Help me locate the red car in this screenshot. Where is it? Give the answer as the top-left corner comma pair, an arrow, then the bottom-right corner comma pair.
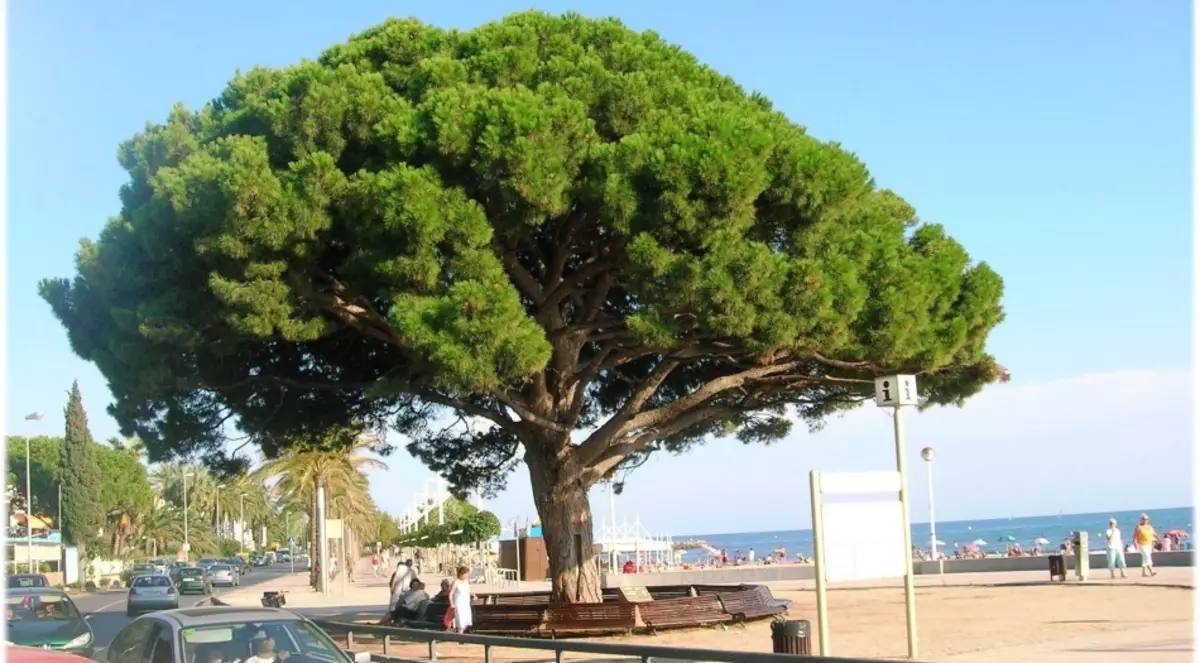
6,646 -> 95,663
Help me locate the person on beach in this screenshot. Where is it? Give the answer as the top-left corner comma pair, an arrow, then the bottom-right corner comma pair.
1105,518 -> 1127,578
1133,514 -> 1158,577
449,566 -> 473,633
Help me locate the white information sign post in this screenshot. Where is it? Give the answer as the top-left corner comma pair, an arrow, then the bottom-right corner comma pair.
875,373 -> 921,659
809,470 -> 909,657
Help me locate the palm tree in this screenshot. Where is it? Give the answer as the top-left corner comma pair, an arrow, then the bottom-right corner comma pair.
253,434 -> 386,587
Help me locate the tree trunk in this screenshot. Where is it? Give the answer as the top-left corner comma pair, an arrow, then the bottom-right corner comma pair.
527,451 -> 603,603
309,486 -> 321,588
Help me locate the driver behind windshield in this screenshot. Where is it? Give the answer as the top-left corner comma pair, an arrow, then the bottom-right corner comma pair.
245,633 -> 290,663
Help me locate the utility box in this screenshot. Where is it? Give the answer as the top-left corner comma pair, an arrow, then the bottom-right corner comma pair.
498,537 -> 551,581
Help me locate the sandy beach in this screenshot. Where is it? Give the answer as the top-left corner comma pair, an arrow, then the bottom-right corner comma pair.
320,567 -> 1194,662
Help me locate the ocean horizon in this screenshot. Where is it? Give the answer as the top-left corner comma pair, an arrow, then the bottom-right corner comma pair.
671,505 -> 1194,562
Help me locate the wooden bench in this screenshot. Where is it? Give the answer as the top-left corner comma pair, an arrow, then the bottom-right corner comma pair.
470,604 -> 546,634
542,602 -> 638,636
717,585 -> 788,621
638,595 -> 729,629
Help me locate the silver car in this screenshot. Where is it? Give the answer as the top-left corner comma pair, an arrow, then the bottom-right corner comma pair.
208,564 -> 240,587
103,607 -> 368,663
126,574 -> 180,616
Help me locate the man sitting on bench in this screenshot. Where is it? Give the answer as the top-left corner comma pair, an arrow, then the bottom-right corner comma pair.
391,579 -> 430,622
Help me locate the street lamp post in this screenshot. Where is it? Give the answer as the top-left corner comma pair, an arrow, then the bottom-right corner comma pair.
23,412 -> 44,573
239,494 -> 247,553
182,472 -> 194,560
215,484 -> 223,540
921,447 -> 940,573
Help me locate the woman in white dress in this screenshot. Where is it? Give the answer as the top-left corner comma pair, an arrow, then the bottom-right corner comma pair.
450,566 -> 473,633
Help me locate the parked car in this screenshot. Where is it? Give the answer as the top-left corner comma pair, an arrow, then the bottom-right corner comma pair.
171,567 -> 211,595
250,555 -> 267,567
197,557 -> 220,571
126,574 -> 179,616
207,564 -> 239,588
7,645 -> 98,663
5,589 -> 94,658
104,607 -> 367,663
7,574 -> 51,589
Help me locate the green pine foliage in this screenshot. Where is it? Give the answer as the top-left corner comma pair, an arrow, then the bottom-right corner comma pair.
60,382 -> 104,557
40,12 -> 1007,597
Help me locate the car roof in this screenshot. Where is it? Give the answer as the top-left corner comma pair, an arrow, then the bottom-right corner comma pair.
149,607 -> 300,628
8,573 -> 47,577
6,588 -> 67,597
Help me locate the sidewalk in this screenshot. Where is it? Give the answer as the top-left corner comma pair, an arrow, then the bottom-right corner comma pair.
935,620 -> 1194,663
218,556 -> 392,608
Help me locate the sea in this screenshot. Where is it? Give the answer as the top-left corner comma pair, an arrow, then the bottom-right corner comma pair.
675,506 -> 1195,563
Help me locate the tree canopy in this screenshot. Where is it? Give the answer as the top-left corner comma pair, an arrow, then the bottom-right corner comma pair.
41,11 -> 1005,600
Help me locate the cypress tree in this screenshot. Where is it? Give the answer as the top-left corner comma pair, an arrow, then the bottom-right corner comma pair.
60,381 -> 102,565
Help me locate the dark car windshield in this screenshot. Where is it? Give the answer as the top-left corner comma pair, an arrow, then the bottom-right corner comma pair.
6,594 -> 82,621
178,568 -> 204,577
7,575 -> 47,588
210,565 -> 231,572
133,575 -> 172,587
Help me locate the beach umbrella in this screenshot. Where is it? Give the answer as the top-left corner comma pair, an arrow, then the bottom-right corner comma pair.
1166,529 -> 1189,538
1033,537 -> 1049,546
971,538 -> 987,546
1001,535 -> 1017,543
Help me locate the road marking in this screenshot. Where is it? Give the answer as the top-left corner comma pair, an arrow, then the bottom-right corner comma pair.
84,597 -> 128,618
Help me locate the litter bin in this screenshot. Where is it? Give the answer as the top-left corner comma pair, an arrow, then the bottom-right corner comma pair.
770,619 -> 811,655
1048,554 -> 1066,582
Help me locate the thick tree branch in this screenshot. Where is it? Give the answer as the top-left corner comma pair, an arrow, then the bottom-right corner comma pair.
490,388 -> 572,434
498,245 -> 545,303
584,404 -> 740,481
416,389 -> 527,440
575,360 -> 800,467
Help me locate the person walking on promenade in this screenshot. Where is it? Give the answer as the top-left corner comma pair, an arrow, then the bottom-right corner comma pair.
371,553 -> 380,577
449,566 -> 474,634
1133,514 -> 1158,577
1105,518 -> 1127,579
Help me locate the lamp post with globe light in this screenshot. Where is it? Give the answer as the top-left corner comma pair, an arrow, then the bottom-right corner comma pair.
23,412 -> 44,572
920,446 -> 940,572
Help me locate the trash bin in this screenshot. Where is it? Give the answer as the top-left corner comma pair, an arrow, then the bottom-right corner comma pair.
770,619 -> 811,655
1048,554 -> 1066,582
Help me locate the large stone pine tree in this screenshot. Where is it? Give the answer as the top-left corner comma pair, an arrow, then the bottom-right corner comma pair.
40,12 -> 1006,601
61,381 -> 103,563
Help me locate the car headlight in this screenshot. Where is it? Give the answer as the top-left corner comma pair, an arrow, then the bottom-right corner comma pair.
65,632 -> 92,649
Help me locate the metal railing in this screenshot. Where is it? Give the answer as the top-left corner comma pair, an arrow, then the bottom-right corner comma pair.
313,619 -> 881,663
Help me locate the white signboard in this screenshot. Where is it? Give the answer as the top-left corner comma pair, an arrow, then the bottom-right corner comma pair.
820,471 -> 901,496
325,518 -> 344,540
874,375 -> 918,407
821,500 -> 907,583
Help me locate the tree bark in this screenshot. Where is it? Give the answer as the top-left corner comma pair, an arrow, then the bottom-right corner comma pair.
309,486 -> 321,589
527,450 -> 603,603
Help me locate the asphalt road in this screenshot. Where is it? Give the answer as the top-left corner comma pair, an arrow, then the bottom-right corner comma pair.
74,564 -> 300,653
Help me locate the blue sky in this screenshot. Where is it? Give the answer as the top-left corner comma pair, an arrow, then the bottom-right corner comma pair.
7,1 -> 1192,535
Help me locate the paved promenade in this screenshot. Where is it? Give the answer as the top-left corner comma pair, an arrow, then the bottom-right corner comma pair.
221,559 -> 1193,662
